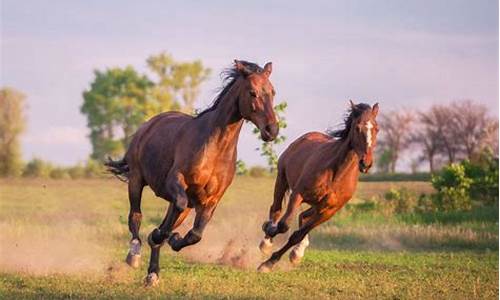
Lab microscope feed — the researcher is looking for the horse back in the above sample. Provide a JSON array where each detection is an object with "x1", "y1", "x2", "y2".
[
  {"x1": 126, "y1": 111, "x2": 193, "y2": 190},
  {"x1": 278, "y1": 132, "x2": 333, "y2": 189}
]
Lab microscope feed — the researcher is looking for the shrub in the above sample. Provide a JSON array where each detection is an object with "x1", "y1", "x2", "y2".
[
  {"x1": 249, "y1": 166, "x2": 268, "y2": 178},
  {"x1": 49, "y1": 167, "x2": 70, "y2": 179},
  {"x1": 384, "y1": 188, "x2": 419, "y2": 214},
  {"x1": 67, "y1": 164, "x2": 85, "y2": 179},
  {"x1": 462, "y1": 154, "x2": 499, "y2": 205},
  {"x1": 22, "y1": 158, "x2": 52, "y2": 178},
  {"x1": 84, "y1": 159, "x2": 106, "y2": 178},
  {"x1": 431, "y1": 163, "x2": 473, "y2": 212}
]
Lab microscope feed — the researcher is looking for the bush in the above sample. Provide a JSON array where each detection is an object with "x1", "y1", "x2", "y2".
[
  {"x1": 67, "y1": 164, "x2": 85, "y2": 179},
  {"x1": 248, "y1": 166, "x2": 268, "y2": 178},
  {"x1": 384, "y1": 188, "x2": 419, "y2": 214},
  {"x1": 49, "y1": 167, "x2": 70, "y2": 179},
  {"x1": 431, "y1": 163, "x2": 473, "y2": 212},
  {"x1": 462, "y1": 154, "x2": 499, "y2": 205},
  {"x1": 22, "y1": 158, "x2": 53, "y2": 178},
  {"x1": 84, "y1": 159, "x2": 106, "y2": 178}
]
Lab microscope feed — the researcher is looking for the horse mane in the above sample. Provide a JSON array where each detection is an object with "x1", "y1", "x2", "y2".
[
  {"x1": 195, "y1": 61, "x2": 264, "y2": 118},
  {"x1": 328, "y1": 103, "x2": 372, "y2": 140}
]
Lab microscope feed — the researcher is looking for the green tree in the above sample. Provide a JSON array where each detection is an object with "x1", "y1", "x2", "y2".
[
  {"x1": 0, "y1": 87, "x2": 26, "y2": 177},
  {"x1": 147, "y1": 52, "x2": 211, "y2": 114},
  {"x1": 81, "y1": 67, "x2": 153, "y2": 160},
  {"x1": 252, "y1": 101, "x2": 288, "y2": 172}
]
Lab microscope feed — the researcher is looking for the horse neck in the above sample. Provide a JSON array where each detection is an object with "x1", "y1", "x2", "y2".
[
  {"x1": 327, "y1": 131, "x2": 360, "y2": 183},
  {"x1": 200, "y1": 80, "x2": 244, "y2": 148}
]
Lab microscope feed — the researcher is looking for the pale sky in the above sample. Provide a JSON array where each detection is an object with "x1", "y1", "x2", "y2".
[{"x1": 1, "y1": 0, "x2": 498, "y2": 168}]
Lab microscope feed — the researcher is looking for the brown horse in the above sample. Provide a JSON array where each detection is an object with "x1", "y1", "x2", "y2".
[
  {"x1": 257, "y1": 101, "x2": 379, "y2": 272},
  {"x1": 106, "y1": 60, "x2": 278, "y2": 286}
]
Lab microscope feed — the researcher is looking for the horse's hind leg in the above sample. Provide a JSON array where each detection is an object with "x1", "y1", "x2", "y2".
[
  {"x1": 260, "y1": 170, "x2": 288, "y2": 254},
  {"x1": 289, "y1": 207, "x2": 315, "y2": 265},
  {"x1": 126, "y1": 175, "x2": 144, "y2": 268}
]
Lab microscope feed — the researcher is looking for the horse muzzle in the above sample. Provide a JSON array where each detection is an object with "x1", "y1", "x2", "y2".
[
  {"x1": 359, "y1": 160, "x2": 372, "y2": 173},
  {"x1": 260, "y1": 123, "x2": 279, "y2": 142}
]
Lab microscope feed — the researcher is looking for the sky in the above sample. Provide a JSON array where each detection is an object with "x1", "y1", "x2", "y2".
[{"x1": 1, "y1": 0, "x2": 498, "y2": 168}]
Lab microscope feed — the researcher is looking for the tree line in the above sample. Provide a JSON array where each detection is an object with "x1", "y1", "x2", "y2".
[{"x1": 376, "y1": 100, "x2": 498, "y2": 173}]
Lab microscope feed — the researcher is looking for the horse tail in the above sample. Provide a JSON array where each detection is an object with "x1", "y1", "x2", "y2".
[{"x1": 104, "y1": 156, "x2": 130, "y2": 182}]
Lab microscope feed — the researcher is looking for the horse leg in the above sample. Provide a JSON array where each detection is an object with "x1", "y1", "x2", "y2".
[
  {"x1": 168, "y1": 204, "x2": 215, "y2": 252},
  {"x1": 125, "y1": 175, "x2": 144, "y2": 268},
  {"x1": 260, "y1": 170, "x2": 288, "y2": 254},
  {"x1": 263, "y1": 192, "x2": 303, "y2": 238},
  {"x1": 289, "y1": 207, "x2": 316, "y2": 265},
  {"x1": 144, "y1": 203, "x2": 182, "y2": 286},
  {"x1": 145, "y1": 174, "x2": 189, "y2": 286},
  {"x1": 258, "y1": 206, "x2": 334, "y2": 272}
]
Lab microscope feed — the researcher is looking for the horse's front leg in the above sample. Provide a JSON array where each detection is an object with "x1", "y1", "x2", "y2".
[
  {"x1": 145, "y1": 173, "x2": 189, "y2": 287},
  {"x1": 168, "y1": 203, "x2": 216, "y2": 252},
  {"x1": 263, "y1": 192, "x2": 303, "y2": 238},
  {"x1": 258, "y1": 205, "x2": 334, "y2": 272}
]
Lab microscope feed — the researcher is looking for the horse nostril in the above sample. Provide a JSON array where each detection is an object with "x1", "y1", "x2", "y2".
[{"x1": 265, "y1": 123, "x2": 279, "y2": 137}]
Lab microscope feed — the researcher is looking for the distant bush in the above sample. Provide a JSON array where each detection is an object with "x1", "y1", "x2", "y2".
[
  {"x1": 248, "y1": 166, "x2": 269, "y2": 178},
  {"x1": 67, "y1": 164, "x2": 86, "y2": 179},
  {"x1": 462, "y1": 153, "x2": 499, "y2": 205},
  {"x1": 49, "y1": 167, "x2": 70, "y2": 179},
  {"x1": 431, "y1": 163, "x2": 473, "y2": 212},
  {"x1": 22, "y1": 158, "x2": 53, "y2": 178},
  {"x1": 384, "y1": 188, "x2": 419, "y2": 214},
  {"x1": 84, "y1": 159, "x2": 106, "y2": 178},
  {"x1": 360, "y1": 172, "x2": 431, "y2": 182}
]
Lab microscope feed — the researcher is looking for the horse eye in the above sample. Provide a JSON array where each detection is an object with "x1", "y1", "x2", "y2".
[{"x1": 249, "y1": 90, "x2": 257, "y2": 97}]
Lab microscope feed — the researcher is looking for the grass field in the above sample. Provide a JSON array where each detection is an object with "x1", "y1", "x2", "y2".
[{"x1": 0, "y1": 177, "x2": 498, "y2": 299}]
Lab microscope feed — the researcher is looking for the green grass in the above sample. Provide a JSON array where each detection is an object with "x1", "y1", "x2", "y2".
[{"x1": 0, "y1": 178, "x2": 498, "y2": 299}]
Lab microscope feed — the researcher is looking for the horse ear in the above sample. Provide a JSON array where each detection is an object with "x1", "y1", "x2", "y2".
[
  {"x1": 372, "y1": 103, "x2": 379, "y2": 117},
  {"x1": 234, "y1": 60, "x2": 251, "y2": 76},
  {"x1": 263, "y1": 62, "x2": 272, "y2": 78},
  {"x1": 349, "y1": 100, "x2": 356, "y2": 110}
]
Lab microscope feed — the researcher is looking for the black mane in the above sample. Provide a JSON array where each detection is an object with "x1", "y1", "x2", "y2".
[
  {"x1": 195, "y1": 61, "x2": 263, "y2": 118},
  {"x1": 328, "y1": 103, "x2": 372, "y2": 140}
]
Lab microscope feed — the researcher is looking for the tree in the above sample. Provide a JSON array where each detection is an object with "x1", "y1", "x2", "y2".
[
  {"x1": 252, "y1": 101, "x2": 288, "y2": 171},
  {"x1": 411, "y1": 108, "x2": 446, "y2": 172},
  {"x1": 449, "y1": 100, "x2": 498, "y2": 162},
  {"x1": 378, "y1": 110, "x2": 413, "y2": 173},
  {"x1": 147, "y1": 52, "x2": 211, "y2": 114},
  {"x1": 0, "y1": 87, "x2": 26, "y2": 177},
  {"x1": 81, "y1": 67, "x2": 153, "y2": 160}
]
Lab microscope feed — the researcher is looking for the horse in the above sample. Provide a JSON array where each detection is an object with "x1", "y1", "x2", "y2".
[
  {"x1": 257, "y1": 101, "x2": 379, "y2": 272},
  {"x1": 105, "y1": 60, "x2": 279, "y2": 286}
]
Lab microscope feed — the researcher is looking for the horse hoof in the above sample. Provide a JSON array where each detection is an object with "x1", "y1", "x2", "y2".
[
  {"x1": 144, "y1": 272, "x2": 159, "y2": 287},
  {"x1": 262, "y1": 221, "x2": 278, "y2": 237},
  {"x1": 257, "y1": 261, "x2": 274, "y2": 273},
  {"x1": 126, "y1": 253, "x2": 141, "y2": 268},
  {"x1": 259, "y1": 238, "x2": 273, "y2": 255},
  {"x1": 289, "y1": 249, "x2": 302, "y2": 266}
]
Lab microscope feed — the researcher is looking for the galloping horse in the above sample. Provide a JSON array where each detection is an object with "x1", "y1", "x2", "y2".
[
  {"x1": 257, "y1": 101, "x2": 379, "y2": 272},
  {"x1": 106, "y1": 60, "x2": 279, "y2": 285}
]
